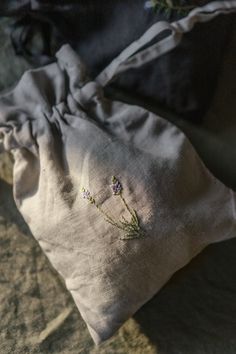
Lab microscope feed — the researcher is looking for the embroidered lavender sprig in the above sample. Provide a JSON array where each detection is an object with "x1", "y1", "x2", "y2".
[
  {"x1": 81, "y1": 177, "x2": 144, "y2": 240},
  {"x1": 82, "y1": 189, "x2": 95, "y2": 204},
  {"x1": 110, "y1": 176, "x2": 144, "y2": 240}
]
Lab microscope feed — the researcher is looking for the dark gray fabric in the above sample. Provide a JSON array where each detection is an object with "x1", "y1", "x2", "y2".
[
  {"x1": 110, "y1": 13, "x2": 235, "y2": 120},
  {"x1": 0, "y1": 0, "x2": 234, "y2": 120}
]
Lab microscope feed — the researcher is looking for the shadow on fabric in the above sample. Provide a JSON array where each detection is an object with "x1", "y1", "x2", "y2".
[{"x1": 134, "y1": 238, "x2": 236, "y2": 354}]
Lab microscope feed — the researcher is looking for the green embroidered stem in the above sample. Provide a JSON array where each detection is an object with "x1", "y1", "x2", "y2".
[
  {"x1": 131, "y1": 209, "x2": 139, "y2": 225},
  {"x1": 95, "y1": 204, "x2": 124, "y2": 231},
  {"x1": 119, "y1": 193, "x2": 136, "y2": 219}
]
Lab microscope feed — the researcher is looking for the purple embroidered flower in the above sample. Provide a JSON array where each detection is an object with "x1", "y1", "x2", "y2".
[
  {"x1": 110, "y1": 176, "x2": 123, "y2": 195},
  {"x1": 82, "y1": 189, "x2": 90, "y2": 199},
  {"x1": 82, "y1": 188, "x2": 95, "y2": 204}
]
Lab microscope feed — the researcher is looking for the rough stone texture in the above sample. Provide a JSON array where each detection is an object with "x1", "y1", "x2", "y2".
[{"x1": 0, "y1": 15, "x2": 236, "y2": 354}]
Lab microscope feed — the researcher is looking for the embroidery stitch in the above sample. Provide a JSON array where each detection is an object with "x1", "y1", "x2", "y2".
[{"x1": 81, "y1": 177, "x2": 144, "y2": 240}]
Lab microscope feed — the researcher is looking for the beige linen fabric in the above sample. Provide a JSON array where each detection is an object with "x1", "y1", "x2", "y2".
[{"x1": 0, "y1": 1, "x2": 236, "y2": 344}]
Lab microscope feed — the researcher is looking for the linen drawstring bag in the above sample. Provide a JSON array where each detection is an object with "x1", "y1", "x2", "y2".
[{"x1": 0, "y1": 1, "x2": 236, "y2": 344}]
